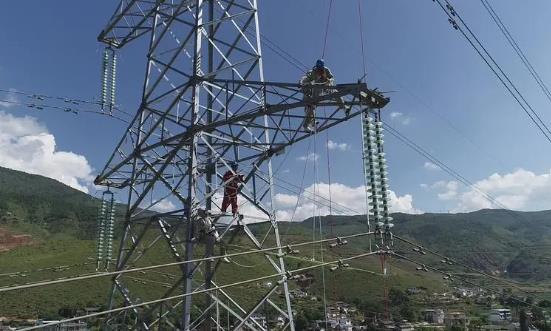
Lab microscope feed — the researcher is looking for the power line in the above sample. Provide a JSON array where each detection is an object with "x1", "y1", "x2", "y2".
[
  {"x1": 259, "y1": 168, "x2": 360, "y2": 216},
  {"x1": 479, "y1": 0, "x2": 551, "y2": 105},
  {"x1": 245, "y1": 5, "x2": 525, "y2": 219},
  {"x1": 0, "y1": 88, "x2": 111, "y2": 108},
  {"x1": 383, "y1": 122, "x2": 511, "y2": 210},
  {"x1": 433, "y1": 0, "x2": 551, "y2": 144},
  {"x1": 371, "y1": 62, "x2": 508, "y2": 169},
  {"x1": 0, "y1": 97, "x2": 130, "y2": 124},
  {"x1": 238, "y1": 19, "x2": 309, "y2": 73},
  {"x1": 19, "y1": 250, "x2": 381, "y2": 331},
  {"x1": 394, "y1": 235, "x2": 548, "y2": 300},
  {"x1": 391, "y1": 251, "x2": 539, "y2": 308},
  {"x1": 0, "y1": 231, "x2": 374, "y2": 294},
  {"x1": 0, "y1": 260, "x2": 95, "y2": 278},
  {"x1": 267, "y1": 123, "x2": 538, "y2": 233},
  {"x1": 383, "y1": 123, "x2": 551, "y2": 251}
]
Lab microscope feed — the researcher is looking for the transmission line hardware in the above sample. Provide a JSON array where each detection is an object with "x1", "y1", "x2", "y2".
[
  {"x1": 100, "y1": 46, "x2": 117, "y2": 113},
  {"x1": 96, "y1": 189, "x2": 116, "y2": 271},
  {"x1": 362, "y1": 112, "x2": 394, "y2": 243}
]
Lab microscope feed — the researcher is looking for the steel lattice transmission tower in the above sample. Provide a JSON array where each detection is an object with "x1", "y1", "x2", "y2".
[{"x1": 95, "y1": 1, "x2": 389, "y2": 329}]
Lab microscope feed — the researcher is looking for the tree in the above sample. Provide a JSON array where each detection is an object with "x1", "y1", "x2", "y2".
[
  {"x1": 532, "y1": 307, "x2": 545, "y2": 323},
  {"x1": 295, "y1": 312, "x2": 308, "y2": 331},
  {"x1": 304, "y1": 307, "x2": 323, "y2": 322},
  {"x1": 389, "y1": 288, "x2": 409, "y2": 306},
  {"x1": 520, "y1": 309, "x2": 529, "y2": 331},
  {"x1": 399, "y1": 305, "x2": 416, "y2": 322}
]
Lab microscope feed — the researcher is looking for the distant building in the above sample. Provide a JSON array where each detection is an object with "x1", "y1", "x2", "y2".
[
  {"x1": 250, "y1": 314, "x2": 267, "y2": 329},
  {"x1": 406, "y1": 287, "x2": 423, "y2": 295},
  {"x1": 444, "y1": 312, "x2": 468, "y2": 329},
  {"x1": 489, "y1": 309, "x2": 512, "y2": 325},
  {"x1": 378, "y1": 320, "x2": 397, "y2": 330},
  {"x1": 454, "y1": 287, "x2": 476, "y2": 298},
  {"x1": 289, "y1": 289, "x2": 308, "y2": 299},
  {"x1": 295, "y1": 273, "x2": 315, "y2": 288},
  {"x1": 81, "y1": 307, "x2": 100, "y2": 316},
  {"x1": 422, "y1": 309, "x2": 445, "y2": 324},
  {"x1": 477, "y1": 325, "x2": 514, "y2": 331},
  {"x1": 396, "y1": 321, "x2": 414, "y2": 331},
  {"x1": 36, "y1": 321, "x2": 88, "y2": 331}
]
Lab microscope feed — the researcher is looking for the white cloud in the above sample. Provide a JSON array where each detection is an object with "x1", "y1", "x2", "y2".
[
  {"x1": 389, "y1": 111, "x2": 412, "y2": 125},
  {"x1": 274, "y1": 193, "x2": 299, "y2": 209},
  {"x1": 273, "y1": 182, "x2": 422, "y2": 222},
  {"x1": 0, "y1": 111, "x2": 94, "y2": 192},
  {"x1": 151, "y1": 199, "x2": 177, "y2": 213},
  {"x1": 297, "y1": 153, "x2": 319, "y2": 162},
  {"x1": 423, "y1": 161, "x2": 440, "y2": 171},
  {"x1": 388, "y1": 190, "x2": 419, "y2": 214},
  {"x1": 429, "y1": 180, "x2": 460, "y2": 201},
  {"x1": 428, "y1": 169, "x2": 551, "y2": 212},
  {"x1": 327, "y1": 140, "x2": 350, "y2": 151},
  {"x1": 184, "y1": 181, "x2": 421, "y2": 224},
  {"x1": 0, "y1": 88, "x2": 18, "y2": 108}
]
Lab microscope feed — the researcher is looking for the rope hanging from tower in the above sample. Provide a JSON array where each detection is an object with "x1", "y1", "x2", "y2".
[{"x1": 321, "y1": 0, "x2": 334, "y2": 59}]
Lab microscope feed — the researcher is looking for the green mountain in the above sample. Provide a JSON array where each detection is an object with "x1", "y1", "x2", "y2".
[
  {"x1": 0, "y1": 166, "x2": 99, "y2": 239},
  {"x1": 1, "y1": 166, "x2": 550, "y2": 320},
  {"x1": 393, "y1": 210, "x2": 551, "y2": 281},
  {"x1": 283, "y1": 210, "x2": 551, "y2": 282}
]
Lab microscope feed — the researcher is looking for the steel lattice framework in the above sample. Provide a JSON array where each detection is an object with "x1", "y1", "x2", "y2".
[{"x1": 95, "y1": 1, "x2": 389, "y2": 330}]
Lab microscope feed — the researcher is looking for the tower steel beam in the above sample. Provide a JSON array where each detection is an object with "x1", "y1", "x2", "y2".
[{"x1": 96, "y1": 1, "x2": 389, "y2": 330}]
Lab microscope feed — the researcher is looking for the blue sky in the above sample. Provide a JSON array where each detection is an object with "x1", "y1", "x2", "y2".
[{"x1": 1, "y1": 1, "x2": 551, "y2": 215}]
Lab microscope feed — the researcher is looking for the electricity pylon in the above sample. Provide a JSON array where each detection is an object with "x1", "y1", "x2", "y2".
[{"x1": 95, "y1": 1, "x2": 389, "y2": 330}]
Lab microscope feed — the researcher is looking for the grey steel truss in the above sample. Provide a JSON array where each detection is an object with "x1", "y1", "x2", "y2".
[{"x1": 95, "y1": 1, "x2": 389, "y2": 330}]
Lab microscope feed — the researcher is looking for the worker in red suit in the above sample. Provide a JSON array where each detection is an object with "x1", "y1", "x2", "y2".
[{"x1": 221, "y1": 163, "x2": 244, "y2": 215}]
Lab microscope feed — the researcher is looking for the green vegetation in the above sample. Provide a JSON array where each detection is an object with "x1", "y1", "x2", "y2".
[
  {"x1": 0, "y1": 166, "x2": 100, "y2": 239},
  {"x1": 1, "y1": 166, "x2": 551, "y2": 321},
  {"x1": 306, "y1": 211, "x2": 551, "y2": 282}
]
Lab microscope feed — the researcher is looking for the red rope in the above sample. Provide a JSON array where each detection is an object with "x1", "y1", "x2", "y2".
[{"x1": 380, "y1": 253, "x2": 390, "y2": 319}]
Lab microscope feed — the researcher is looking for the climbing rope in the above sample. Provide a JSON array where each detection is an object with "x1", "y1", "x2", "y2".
[
  {"x1": 322, "y1": 107, "x2": 340, "y2": 303},
  {"x1": 323, "y1": 109, "x2": 334, "y2": 217},
  {"x1": 312, "y1": 134, "x2": 317, "y2": 261},
  {"x1": 357, "y1": 0, "x2": 367, "y2": 77},
  {"x1": 313, "y1": 126, "x2": 329, "y2": 331},
  {"x1": 379, "y1": 252, "x2": 390, "y2": 319},
  {"x1": 321, "y1": 0, "x2": 334, "y2": 58},
  {"x1": 282, "y1": 140, "x2": 312, "y2": 241}
]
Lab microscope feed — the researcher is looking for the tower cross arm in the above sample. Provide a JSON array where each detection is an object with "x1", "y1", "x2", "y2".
[
  {"x1": 203, "y1": 78, "x2": 390, "y2": 109},
  {"x1": 98, "y1": 0, "x2": 195, "y2": 48},
  {"x1": 93, "y1": 80, "x2": 389, "y2": 187}
]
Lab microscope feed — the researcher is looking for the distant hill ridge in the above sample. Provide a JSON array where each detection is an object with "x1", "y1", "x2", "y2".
[
  {"x1": 0, "y1": 166, "x2": 98, "y2": 239},
  {"x1": 1, "y1": 166, "x2": 551, "y2": 280}
]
